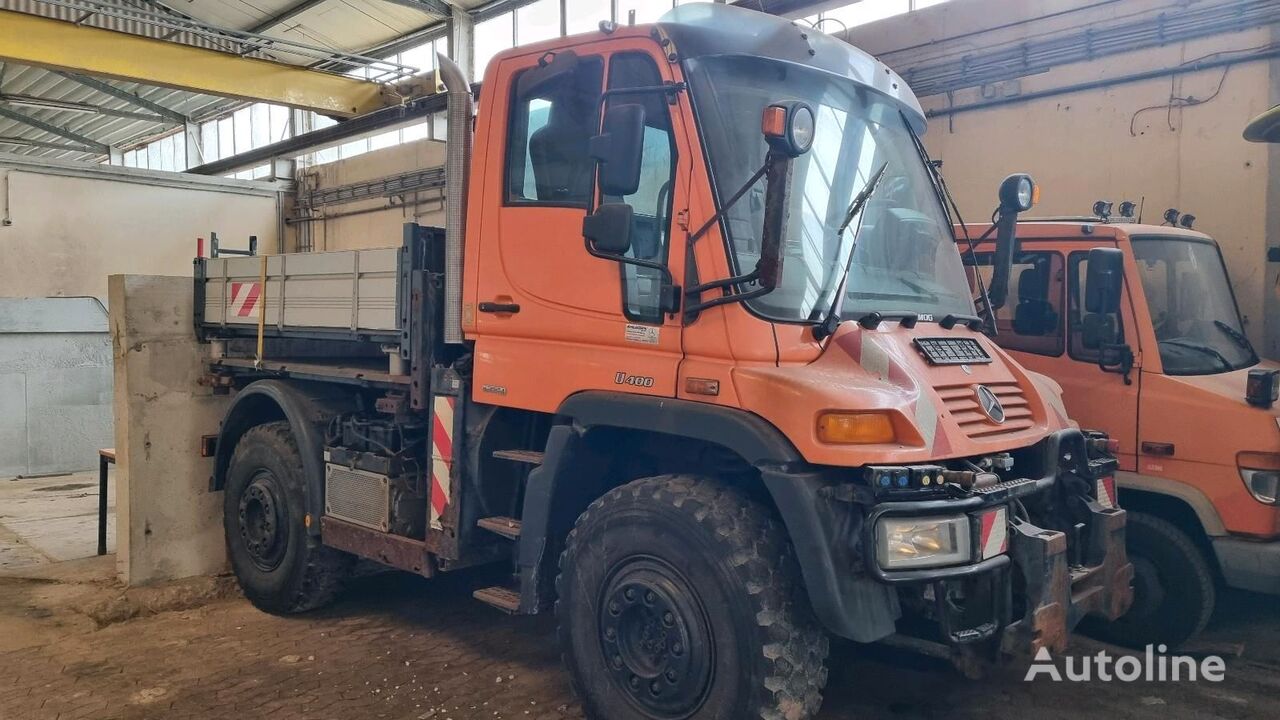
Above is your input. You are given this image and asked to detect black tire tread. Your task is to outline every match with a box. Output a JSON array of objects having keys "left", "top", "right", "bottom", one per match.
[
  {"left": 227, "top": 421, "right": 350, "bottom": 614},
  {"left": 556, "top": 474, "right": 829, "bottom": 720}
]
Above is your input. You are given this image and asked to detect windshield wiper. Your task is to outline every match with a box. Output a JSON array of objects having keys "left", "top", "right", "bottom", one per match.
[
  {"left": 813, "top": 161, "right": 890, "bottom": 342},
  {"left": 1161, "top": 338, "right": 1234, "bottom": 371},
  {"left": 1212, "top": 320, "right": 1255, "bottom": 353}
]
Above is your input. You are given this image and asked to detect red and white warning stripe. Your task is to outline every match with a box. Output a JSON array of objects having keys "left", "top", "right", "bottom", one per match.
[
  {"left": 430, "top": 396, "right": 456, "bottom": 531},
  {"left": 228, "top": 281, "right": 262, "bottom": 318},
  {"left": 1095, "top": 475, "right": 1118, "bottom": 509},
  {"left": 979, "top": 506, "right": 1009, "bottom": 560}
]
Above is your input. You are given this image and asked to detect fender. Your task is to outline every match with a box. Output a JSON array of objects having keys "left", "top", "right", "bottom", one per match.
[
  {"left": 518, "top": 391, "right": 899, "bottom": 641},
  {"left": 211, "top": 379, "right": 355, "bottom": 537}
]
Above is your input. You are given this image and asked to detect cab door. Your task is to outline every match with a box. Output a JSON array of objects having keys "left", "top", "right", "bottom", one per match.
[{"left": 470, "top": 43, "right": 688, "bottom": 412}]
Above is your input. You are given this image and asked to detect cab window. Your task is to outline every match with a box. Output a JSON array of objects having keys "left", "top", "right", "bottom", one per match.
[
  {"left": 605, "top": 52, "right": 676, "bottom": 324},
  {"left": 963, "top": 251, "right": 1065, "bottom": 356},
  {"left": 506, "top": 56, "right": 604, "bottom": 206},
  {"left": 1068, "top": 251, "right": 1125, "bottom": 361}
]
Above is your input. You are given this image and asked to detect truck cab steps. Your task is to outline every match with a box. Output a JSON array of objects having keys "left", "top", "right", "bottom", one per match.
[
  {"left": 477, "top": 516, "right": 522, "bottom": 540},
  {"left": 473, "top": 585, "right": 521, "bottom": 614},
  {"left": 492, "top": 449, "right": 544, "bottom": 465}
]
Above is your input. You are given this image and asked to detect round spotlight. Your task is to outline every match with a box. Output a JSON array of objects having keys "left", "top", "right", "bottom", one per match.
[{"left": 999, "top": 173, "right": 1037, "bottom": 212}]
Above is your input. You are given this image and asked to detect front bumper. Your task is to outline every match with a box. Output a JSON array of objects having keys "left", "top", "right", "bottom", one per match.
[{"left": 1214, "top": 536, "right": 1280, "bottom": 595}]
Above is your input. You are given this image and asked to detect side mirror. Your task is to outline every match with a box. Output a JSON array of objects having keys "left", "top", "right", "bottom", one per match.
[
  {"left": 583, "top": 203, "right": 633, "bottom": 255},
  {"left": 1086, "top": 246, "right": 1124, "bottom": 315},
  {"left": 589, "top": 104, "right": 645, "bottom": 197},
  {"left": 987, "top": 173, "right": 1038, "bottom": 310}
]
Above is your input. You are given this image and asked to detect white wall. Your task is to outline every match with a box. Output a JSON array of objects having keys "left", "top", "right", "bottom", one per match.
[{"left": 0, "top": 153, "right": 281, "bottom": 302}]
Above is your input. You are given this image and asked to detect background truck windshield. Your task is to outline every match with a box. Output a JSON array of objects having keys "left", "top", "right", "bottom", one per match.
[
  {"left": 1132, "top": 237, "right": 1258, "bottom": 375},
  {"left": 686, "top": 55, "right": 974, "bottom": 323}
]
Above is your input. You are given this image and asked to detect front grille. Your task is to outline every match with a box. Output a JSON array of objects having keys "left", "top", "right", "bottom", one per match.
[
  {"left": 936, "top": 381, "right": 1035, "bottom": 439},
  {"left": 325, "top": 464, "right": 391, "bottom": 531}
]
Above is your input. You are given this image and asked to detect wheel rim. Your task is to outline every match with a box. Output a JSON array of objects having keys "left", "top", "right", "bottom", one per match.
[
  {"left": 239, "top": 470, "right": 288, "bottom": 571},
  {"left": 598, "top": 557, "right": 713, "bottom": 719},
  {"left": 1126, "top": 556, "right": 1166, "bottom": 621}
]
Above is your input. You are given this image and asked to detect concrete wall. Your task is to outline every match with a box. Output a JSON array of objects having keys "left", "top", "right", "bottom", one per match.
[
  {"left": 0, "top": 152, "right": 281, "bottom": 301},
  {"left": 0, "top": 298, "right": 112, "bottom": 477},
  {"left": 287, "top": 138, "right": 448, "bottom": 253},
  {"left": 109, "top": 275, "right": 228, "bottom": 585},
  {"left": 846, "top": 0, "right": 1280, "bottom": 355}
]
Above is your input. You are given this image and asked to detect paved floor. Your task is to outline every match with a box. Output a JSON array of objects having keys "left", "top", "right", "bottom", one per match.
[
  {"left": 1, "top": 554, "right": 1278, "bottom": 720},
  {"left": 0, "top": 471, "right": 115, "bottom": 569}
]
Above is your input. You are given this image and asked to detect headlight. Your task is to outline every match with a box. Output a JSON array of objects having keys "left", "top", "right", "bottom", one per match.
[
  {"left": 876, "top": 515, "right": 971, "bottom": 570},
  {"left": 1240, "top": 468, "right": 1280, "bottom": 505}
]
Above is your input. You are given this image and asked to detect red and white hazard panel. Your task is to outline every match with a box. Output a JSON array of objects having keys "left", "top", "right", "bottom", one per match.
[
  {"left": 430, "top": 395, "right": 456, "bottom": 531},
  {"left": 1095, "top": 475, "right": 1118, "bottom": 509},
  {"left": 978, "top": 506, "right": 1009, "bottom": 560},
  {"left": 228, "top": 281, "right": 262, "bottom": 318}
]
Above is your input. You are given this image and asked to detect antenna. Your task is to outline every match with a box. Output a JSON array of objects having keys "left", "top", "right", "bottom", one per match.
[{"left": 1138, "top": 196, "right": 1145, "bottom": 224}]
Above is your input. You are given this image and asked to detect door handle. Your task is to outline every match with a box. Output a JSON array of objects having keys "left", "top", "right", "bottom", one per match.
[
  {"left": 1141, "top": 441, "right": 1174, "bottom": 456},
  {"left": 478, "top": 301, "right": 521, "bottom": 314}
]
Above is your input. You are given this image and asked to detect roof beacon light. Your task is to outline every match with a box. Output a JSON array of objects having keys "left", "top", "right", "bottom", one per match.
[
  {"left": 1092, "top": 200, "right": 1113, "bottom": 220},
  {"left": 1118, "top": 201, "right": 1136, "bottom": 218},
  {"left": 1179, "top": 213, "right": 1196, "bottom": 229},
  {"left": 1162, "top": 208, "right": 1180, "bottom": 226}
]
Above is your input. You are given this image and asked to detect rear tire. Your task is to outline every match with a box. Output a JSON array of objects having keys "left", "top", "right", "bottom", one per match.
[
  {"left": 556, "top": 475, "right": 828, "bottom": 720},
  {"left": 224, "top": 421, "right": 352, "bottom": 614},
  {"left": 1085, "top": 512, "right": 1214, "bottom": 649}
]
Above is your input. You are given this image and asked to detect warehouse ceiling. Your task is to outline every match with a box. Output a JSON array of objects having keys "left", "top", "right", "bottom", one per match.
[{"left": 0, "top": 0, "right": 489, "bottom": 163}]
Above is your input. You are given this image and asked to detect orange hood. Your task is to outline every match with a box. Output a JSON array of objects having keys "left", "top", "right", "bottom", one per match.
[{"left": 732, "top": 323, "right": 1073, "bottom": 467}]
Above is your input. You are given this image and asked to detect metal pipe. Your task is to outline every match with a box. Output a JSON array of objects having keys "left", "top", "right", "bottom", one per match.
[{"left": 437, "top": 51, "right": 471, "bottom": 345}]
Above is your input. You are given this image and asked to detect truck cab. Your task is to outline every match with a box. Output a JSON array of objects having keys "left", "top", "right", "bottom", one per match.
[{"left": 960, "top": 219, "right": 1280, "bottom": 647}]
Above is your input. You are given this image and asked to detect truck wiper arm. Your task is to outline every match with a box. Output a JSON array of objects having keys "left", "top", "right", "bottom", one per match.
[
  {"left": 813, "top": 162, "right": 890, "bottom": 342},
  {"left": 1212, "top": 320, "right": 1255, "bottom": 353},
  {"left": 1161, "top": 337, "right": 1234, "bottom": 371}
]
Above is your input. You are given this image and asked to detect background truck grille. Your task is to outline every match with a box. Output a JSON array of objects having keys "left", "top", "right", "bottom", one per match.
[
  {"left": 936, "top": 381, "right": 1035, "bottom": 439},
  {"left": 325, "top": 464, "right": 391, "bottom": 531}
]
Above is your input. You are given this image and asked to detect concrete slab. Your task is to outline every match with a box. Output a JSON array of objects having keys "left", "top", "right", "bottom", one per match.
[
  {"left": 109, "top": 274, "right": 230, "bottom": 586},
  {"left": 0, "top": 471, "right": 114, "bottom": 568}
]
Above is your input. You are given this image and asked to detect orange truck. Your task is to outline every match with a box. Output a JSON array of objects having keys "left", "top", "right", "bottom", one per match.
[
  {"left": 193, "top": 6, "right": 1131, "bottom": 717},
  {"left": 960, "top": 212, "right": 1280, "bottom": 650}
]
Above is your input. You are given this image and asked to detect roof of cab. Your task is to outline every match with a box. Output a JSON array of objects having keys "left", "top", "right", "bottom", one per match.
[{"left": 975, "top": 220, "right": 1216, "bottom": 244}]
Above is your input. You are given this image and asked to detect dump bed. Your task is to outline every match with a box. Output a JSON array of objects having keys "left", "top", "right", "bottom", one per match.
[{"left": 198, "top": 247, "right": 401, "bottom": 341}]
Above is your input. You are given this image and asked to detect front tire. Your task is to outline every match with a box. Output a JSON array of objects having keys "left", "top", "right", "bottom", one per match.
[
  {"left": 1085, "top": 512, "right": 1214, "bottom": 648},
  {"left": 556, "top": 475, "right": 828, "bottom": 720},
  {"left": 224, "top": 421, "right": 352, "bottom": 614}
]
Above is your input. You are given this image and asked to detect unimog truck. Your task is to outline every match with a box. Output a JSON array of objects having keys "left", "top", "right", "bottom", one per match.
[{"left": 195, "top": 5, "right": 1131, "bottom": 718}]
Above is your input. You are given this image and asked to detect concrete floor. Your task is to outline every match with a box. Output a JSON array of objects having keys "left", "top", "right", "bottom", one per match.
[
  {"left": 1, "top": 477, "right": 1277, "bottom": 719},
  {"left": 0, "top": 471, "right": 115, "bottom": 570},
  {"left": 1, "top": 553, "right": 1278, "bottom": 720}
]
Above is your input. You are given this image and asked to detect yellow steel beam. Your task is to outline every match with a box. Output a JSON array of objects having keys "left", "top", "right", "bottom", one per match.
[{"left": 0, "top": 10, "right": 388, "bottom": 117}]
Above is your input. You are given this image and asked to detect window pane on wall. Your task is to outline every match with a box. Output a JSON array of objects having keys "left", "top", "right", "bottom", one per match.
[
  {"left": 174, "top": 132, "right": 187, "bottom": 170},
  {"left": 400, "top": 40, "right": 437, "bottom": 75},
  {"left": 825, "top": 0, "right": 910, "bottom": 28},
  {"left": 159, "top": 135, "right": 175, "bottom": 171},
  {"left": 218, "top": 117, "right": 234, "bottom": 159},
  {"left": 517, "top": 0, "right": 560, "bottom": 45},
  {"left": 402, "top": 120, "right": 431, "bottom": 143},
  {"left": 147, "top": 141, "right": 162, "bottom": 170},
  {"left": 269, "top": 104, "right": 290, "bottom": 143},
  {"left": 617, "top": 0, "right": 671, "bottom": 25},
  {"left": 233, "top": 107, "right": 252, "bottom": 154},
  {"left": 371, "top": 130, "right": 398, "bottom": 150},
  {"left": 314, "top": 145, "right": 339, "bottom": 165},
  {"left": 566, "top": 0, "right": 610, "bottom": 35},
  {"left": 199, "top": 121, "right": 217, "bottom": 163},
  {"left": 251, "top": 104, "right": 270, "bottom": 150},
  {"left": 915, "top": 0, "right": 950, "bottom": 8},
  {"left": 123, "top": 150, "right": 137, "bottom": 168},
  {"left": 474, "top": 12, "right": 514, "bottom": 81}
]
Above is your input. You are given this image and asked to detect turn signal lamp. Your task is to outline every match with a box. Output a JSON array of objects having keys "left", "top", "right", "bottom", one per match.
[
  {"left": 817, "top": 412, "right": 895, "bottom": 444},
  {"left": 1246, "top": 369, "right": 1279, "bottom": 408},
  {"left": 762, "top": 101, "right": 816, "bottom": 158}
]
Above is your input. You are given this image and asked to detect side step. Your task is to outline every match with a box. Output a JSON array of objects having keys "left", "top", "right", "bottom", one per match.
[
  {"left": 477, "top": 516, "right": 522, "bottom": 540},
  {"left": 473, "top": 586, "right": 521, "bottom": 614},
  {"left": 492, "top": 449, "right": 544, "bottom": 465}
]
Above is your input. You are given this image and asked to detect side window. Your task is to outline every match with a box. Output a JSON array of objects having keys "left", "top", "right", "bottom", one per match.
[
  {"left": 962, "top": 250, "right": 1065, "bottom": 356},
  {"left": 506, "top": 57, "right": 604, "bottom": 205},
  {"left": 606, "top": 53, "right": 676, "bottom": 324},
  {"left": 1068, "top": 251, "right": 1124, "bottom": 361}
]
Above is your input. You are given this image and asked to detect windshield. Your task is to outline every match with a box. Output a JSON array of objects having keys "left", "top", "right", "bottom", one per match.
[
  {"left": 686, "top": 55, "right": 974, "bottom": 323},
  {"left": 1132, "top": 237, "right": 1257, "bottom": 375}
]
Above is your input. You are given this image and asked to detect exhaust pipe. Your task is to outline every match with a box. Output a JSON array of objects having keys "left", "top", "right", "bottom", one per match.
[{"left": 436, "top": 52, "right": 471, "bottom": 345}]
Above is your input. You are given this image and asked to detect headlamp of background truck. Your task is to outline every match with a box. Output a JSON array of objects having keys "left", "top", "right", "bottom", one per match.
[
  {"left": 1237, "top": 452, "right": 1280, "bottom": 505},
  {"left": 1246, "top": 368, "right": 1279, "bottom": 408},
  {"left": 876, "top": 515, "right": 971, "bottom": 570}
]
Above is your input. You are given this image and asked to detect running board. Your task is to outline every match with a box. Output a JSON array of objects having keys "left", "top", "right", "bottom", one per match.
[
  {"left": 473, "top": 586, "right": 521, "bottom": 614},
  {"left": 492, "top": 449, "right": 544, "bottom": 465},
  {"left": 477, "top": 516, "right": 522, "bottom": 540}
]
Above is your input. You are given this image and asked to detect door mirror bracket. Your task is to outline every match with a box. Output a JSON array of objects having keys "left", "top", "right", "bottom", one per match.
[{"left": 1099, "top": 343, "right": 1134, "bottom": 385}]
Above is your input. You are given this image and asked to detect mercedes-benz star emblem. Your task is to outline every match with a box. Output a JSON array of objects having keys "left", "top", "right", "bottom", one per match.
[{"left": 975, "top": 385, "right": 1006, "bottom": 424}]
